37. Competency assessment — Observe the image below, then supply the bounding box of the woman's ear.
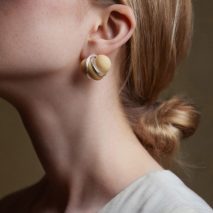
[81,4,136,58]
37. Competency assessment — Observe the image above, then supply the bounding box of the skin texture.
[0,0,164,212]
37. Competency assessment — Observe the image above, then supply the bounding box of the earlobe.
[87,4,136,55]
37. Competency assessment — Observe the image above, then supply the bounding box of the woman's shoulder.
[0,177,44,213]
[99,170,213,213]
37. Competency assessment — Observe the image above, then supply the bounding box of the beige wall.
[0,0,212,208]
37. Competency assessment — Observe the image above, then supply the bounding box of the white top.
[98,170,213,213]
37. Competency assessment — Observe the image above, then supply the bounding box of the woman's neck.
[0,71,163,212]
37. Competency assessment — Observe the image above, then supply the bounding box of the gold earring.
[80,54,111,80]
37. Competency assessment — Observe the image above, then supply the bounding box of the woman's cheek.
[0,0,84,76]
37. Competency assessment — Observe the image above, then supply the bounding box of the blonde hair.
[95,0,200,172]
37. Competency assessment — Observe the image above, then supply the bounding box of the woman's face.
[0,0,90,78]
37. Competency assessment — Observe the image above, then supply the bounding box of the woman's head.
[0,0,200,171]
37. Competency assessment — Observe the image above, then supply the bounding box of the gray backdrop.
[0,0,212,208]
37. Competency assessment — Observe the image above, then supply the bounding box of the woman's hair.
[94,0,200,174]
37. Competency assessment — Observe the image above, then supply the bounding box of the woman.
[0,0,212,212]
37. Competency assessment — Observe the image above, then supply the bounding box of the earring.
[80,54,111,80]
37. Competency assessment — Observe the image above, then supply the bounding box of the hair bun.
[127,95,200,166]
